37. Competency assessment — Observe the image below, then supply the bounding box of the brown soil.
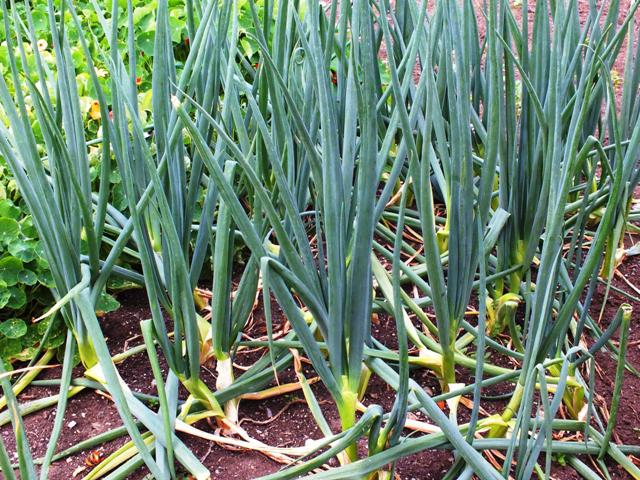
[2,238,640,480]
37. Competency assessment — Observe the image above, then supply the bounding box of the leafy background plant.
[0,161,58,362]
[0,0,193,363]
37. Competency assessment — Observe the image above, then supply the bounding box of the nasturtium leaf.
[43,332,65,349]
[31,10,48,30]
[169,16,185,42]
[96,292,120,316]
[36,247,49,265]
[8,241,37,262]
[109,168,122,184]
[0,289,10,308]
[133,5,153,24]
[139,89,153,112]
[47,318,65,337]
[6,286,26,309]
[0,318,28,339]
[71,46,85,67]
[23,325,42,346]
[36,318,52,335]
[0,256,22,286]
[0,337,22,359]
[240,38,255,59]
[0,200,19,219]
[238,8,254,31]
[136,31,156,57]
[38,270,54,288]
[90,164,100,181]
[0,217,19,244]
[20,217,37,239]
[18,269,37,285]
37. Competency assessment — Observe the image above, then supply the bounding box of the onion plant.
[0,0,176,477]
[1,0,639,479]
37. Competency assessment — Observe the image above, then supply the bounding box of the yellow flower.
[89,100,101,120]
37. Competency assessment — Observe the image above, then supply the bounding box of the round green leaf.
[43,332,65,349]
[0,217,19,244]
[0,318,27,339]
[20,217,37,239]
[0,200,20,219]
[36,318,52,335]
[31,10,48,30]
[6,286,26,309]
[18,269,37,285]
[38,270,54,288]
[96,292,120,315]
[8,241,37,262]
[136,31,156,57]
[0,256,23,286]
[169,16,186,43]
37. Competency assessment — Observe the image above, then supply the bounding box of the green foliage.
[0,165,120,362]
[96,291,121,317]
[0,166,54,362]
[236,0,267,60]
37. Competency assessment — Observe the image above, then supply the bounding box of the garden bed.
[0,0,639,478]
[2,232,639,480]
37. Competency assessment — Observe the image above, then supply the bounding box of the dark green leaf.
[0,338,22,359]
[0,257,22,286]
[18,270,37,286]
[6,287,26,310]
[0,318,27,339]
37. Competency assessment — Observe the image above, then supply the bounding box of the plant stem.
[216,356,238,424]
[337,385,359,463]
[599,304,632,459]
[0,349,55,411]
